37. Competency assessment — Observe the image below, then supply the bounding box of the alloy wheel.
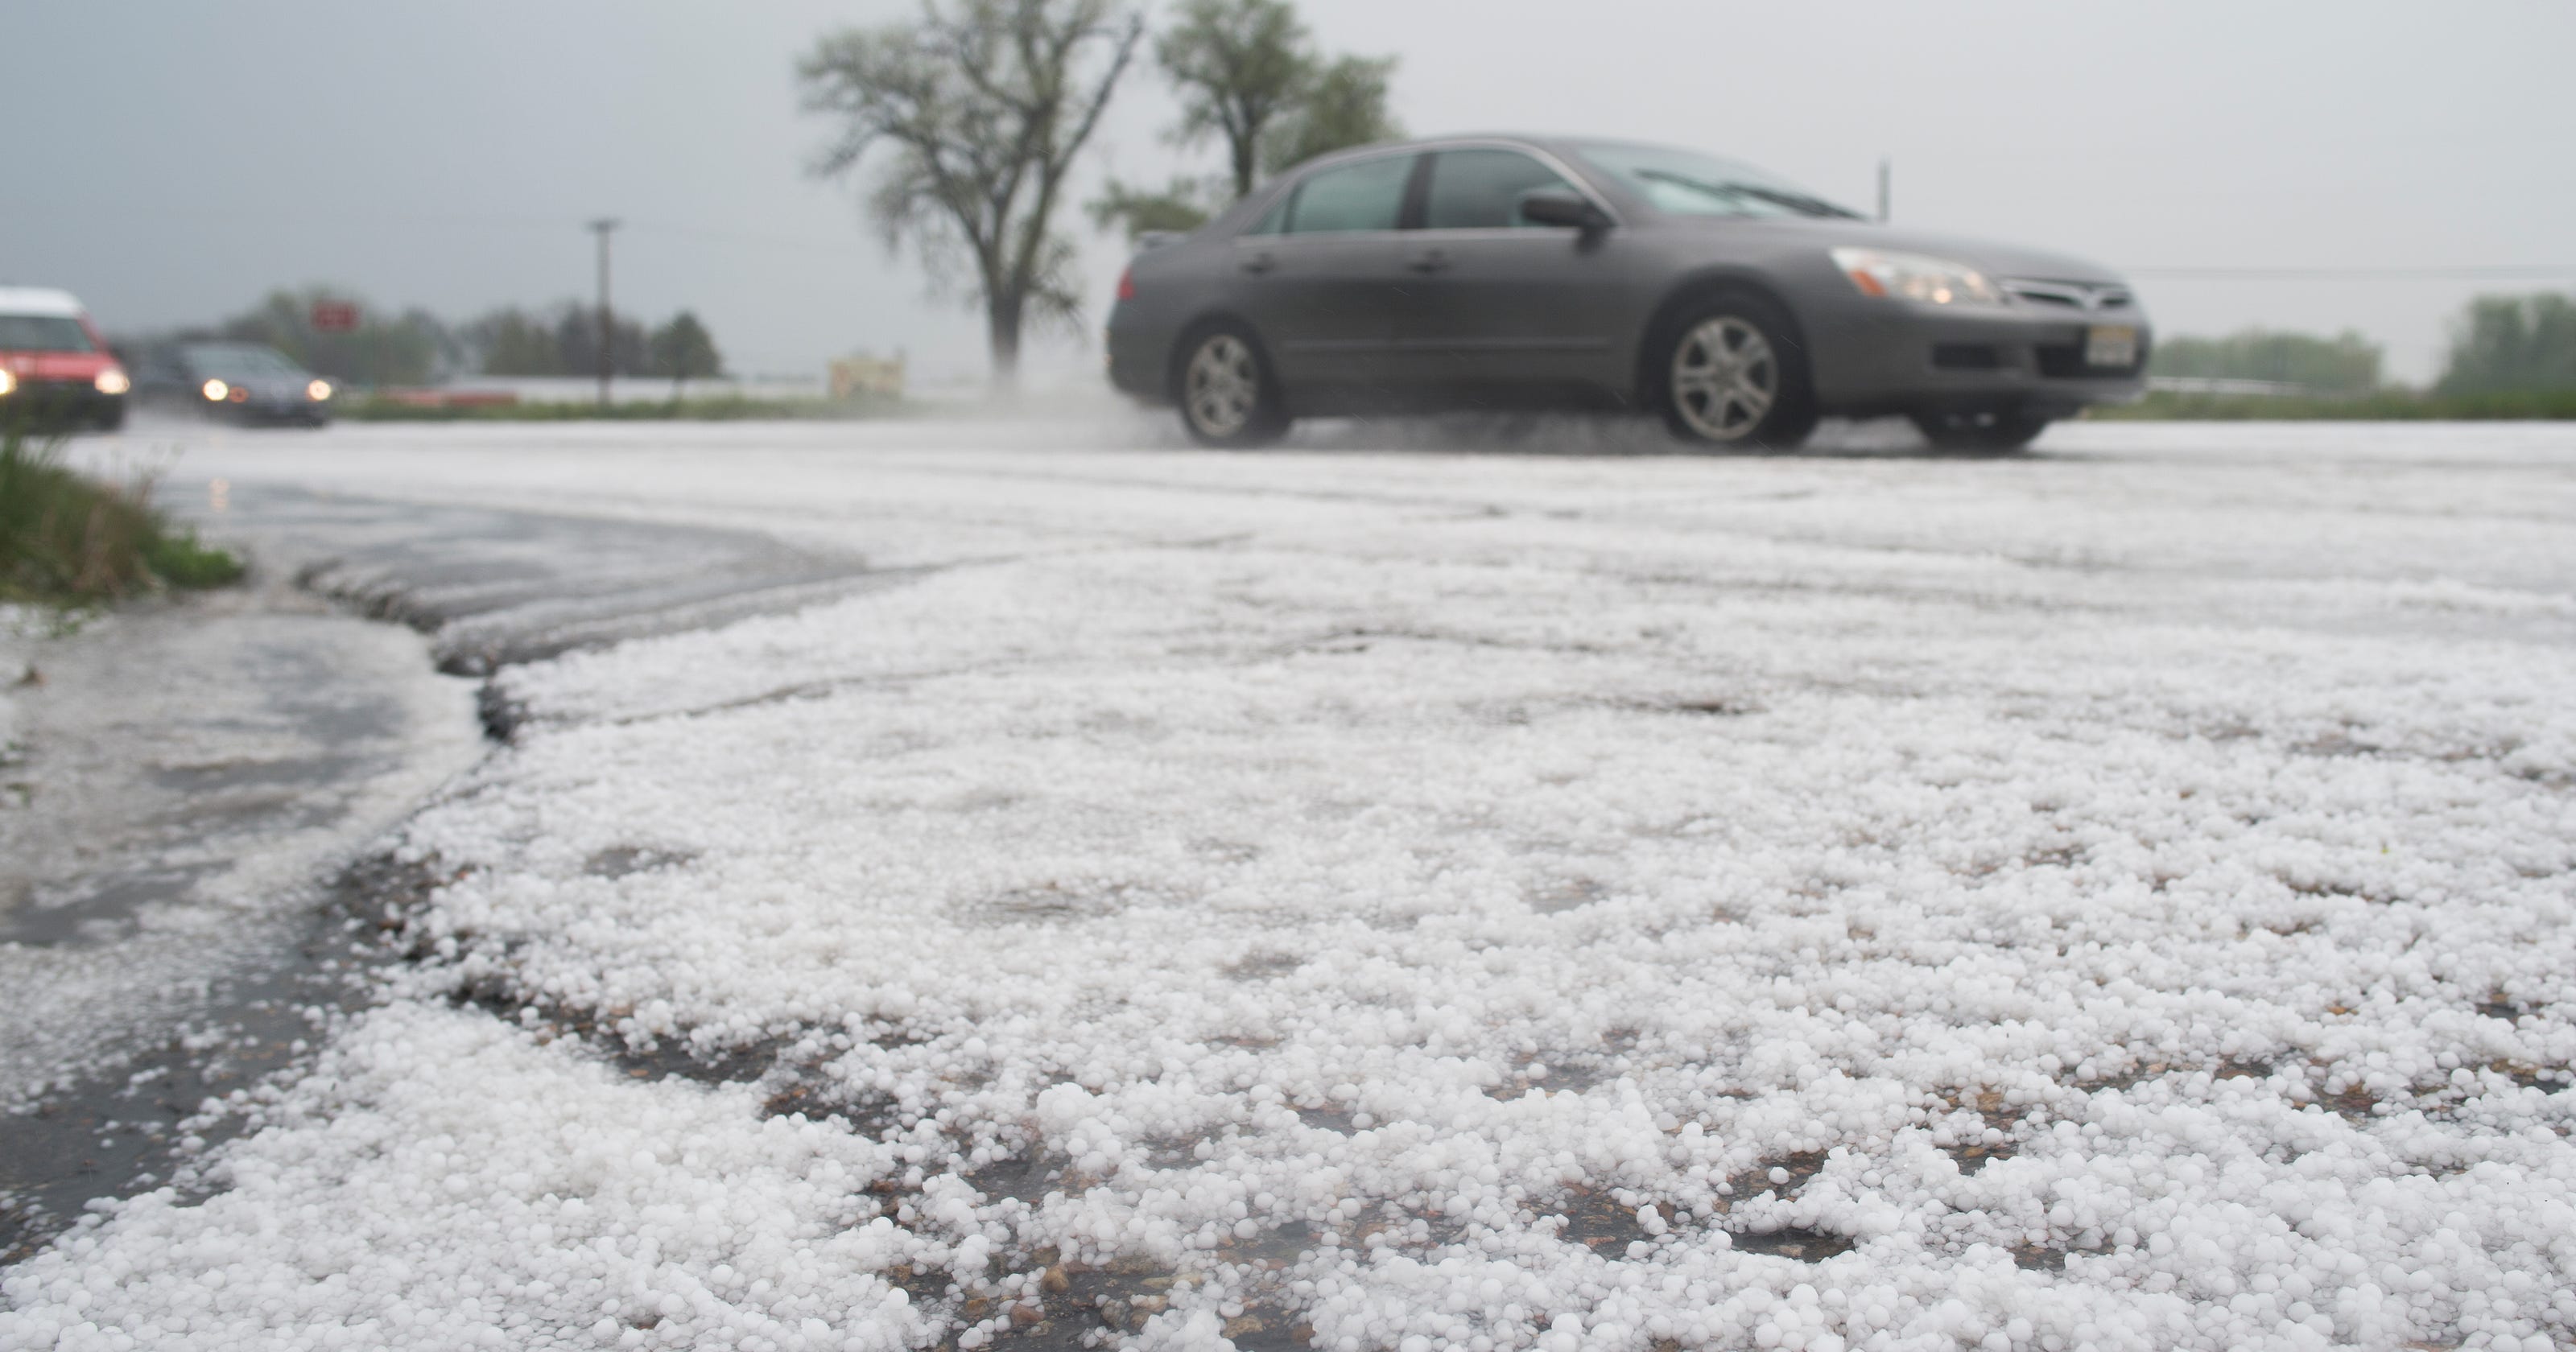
[1185,334,1259,439]
[1669,316,1777,443]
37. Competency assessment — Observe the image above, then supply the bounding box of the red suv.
[0,287,130,431]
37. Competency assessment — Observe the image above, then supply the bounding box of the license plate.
[2085,324,2139,369]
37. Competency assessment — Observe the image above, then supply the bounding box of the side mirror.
[1517,190,1610,233]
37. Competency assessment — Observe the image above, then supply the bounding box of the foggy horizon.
[5,0,2570,385]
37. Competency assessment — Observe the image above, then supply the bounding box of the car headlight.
[95,368,131,396]
[1830,247,2002,305]
[307,379,332,402]
[203,378,229,402]
[0,369,15,398]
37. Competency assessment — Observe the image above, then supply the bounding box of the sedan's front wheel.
[1175,325,1288,449]
[1653,294,1817,450]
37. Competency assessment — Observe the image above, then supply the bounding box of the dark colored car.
[133,341,335,427]
[1106,135,2150,451]
[0,287,130,431]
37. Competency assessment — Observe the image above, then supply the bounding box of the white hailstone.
[6,429,2571,1351]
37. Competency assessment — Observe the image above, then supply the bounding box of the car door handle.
[1239,251,1276,274]
[1406,249,1450,274]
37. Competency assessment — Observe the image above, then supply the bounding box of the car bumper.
[174,394,330,424]
[0,380,125,429]
[1805,299,2151,418]
[1105,310,1168,404]
[231,399,332,424]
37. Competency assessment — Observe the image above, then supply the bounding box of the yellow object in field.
[829,352,906,401]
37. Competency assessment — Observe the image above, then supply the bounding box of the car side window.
[1245,190,1294,236]
[1282,155,1414,234]
[1423,149,1580,230]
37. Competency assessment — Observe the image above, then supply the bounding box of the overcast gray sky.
[4,1,2569,385]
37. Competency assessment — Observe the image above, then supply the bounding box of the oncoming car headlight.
[1830,247,2002,305]
[203,379,229,402]
[307,379,332,402]
[95,368,131,396]
[0,369,16,398]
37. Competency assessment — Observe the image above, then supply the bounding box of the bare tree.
[1086,175,1215,242]
[801,0,1143,385]
[1261,53,1402,176]
[1089,2,1403,242]
[1158,0,1309,200]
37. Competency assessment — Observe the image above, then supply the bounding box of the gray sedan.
[1105,134,2149,451]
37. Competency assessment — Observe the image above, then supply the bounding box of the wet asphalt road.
[0,483,893,1261]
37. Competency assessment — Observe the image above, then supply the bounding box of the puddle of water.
[584,845,698,880]
[5,480,910,1268]
[0,583,484,1259]
[0,856,429,1264]
[150,753,367,794]
[1729,1226,1856,1262]
[2,864,220,946]
[183,483,885,674]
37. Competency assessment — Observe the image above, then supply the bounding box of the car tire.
[1651,291,1818,451]
[1911,408,2050,453]
[1173,323,1290,449]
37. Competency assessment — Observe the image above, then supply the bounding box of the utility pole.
[1876,159,1891,223]
[588,217,621,407]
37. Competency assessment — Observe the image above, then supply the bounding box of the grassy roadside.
[339,393,910,422]
[0,427,242,604]
[2095,388,2576,421]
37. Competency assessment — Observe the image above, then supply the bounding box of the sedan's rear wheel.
[1654,294,1817,450]
[1176,325,1288,448]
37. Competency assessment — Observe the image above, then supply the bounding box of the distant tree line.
[2149,329,2384,395]
[460,303,720,382]
[121,286,725,389]
[2438,293,2576,396]
[2152,291,2576,397]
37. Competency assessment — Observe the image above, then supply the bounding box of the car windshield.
[0,314,97,353]
[1571,143,1862,220]
[184,344,306,380]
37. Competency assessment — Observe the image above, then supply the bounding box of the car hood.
[1663,216,2132,285]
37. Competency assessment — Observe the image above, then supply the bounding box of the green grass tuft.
[0,426,243,604]
[141,528,248,589]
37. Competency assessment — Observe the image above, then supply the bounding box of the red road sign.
[311,300,361,333]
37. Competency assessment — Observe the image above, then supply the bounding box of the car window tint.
[1245,189,1294,236]
[0,315,96,353]
[1283,155,1413,234]
[1423,149,1578,230]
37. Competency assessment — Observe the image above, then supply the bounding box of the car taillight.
[1116,268,1136,303]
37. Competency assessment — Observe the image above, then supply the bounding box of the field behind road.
[7,418,2574,1352]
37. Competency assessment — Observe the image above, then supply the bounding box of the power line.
[6,196,2566,282]
[2128,265,2576,281]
